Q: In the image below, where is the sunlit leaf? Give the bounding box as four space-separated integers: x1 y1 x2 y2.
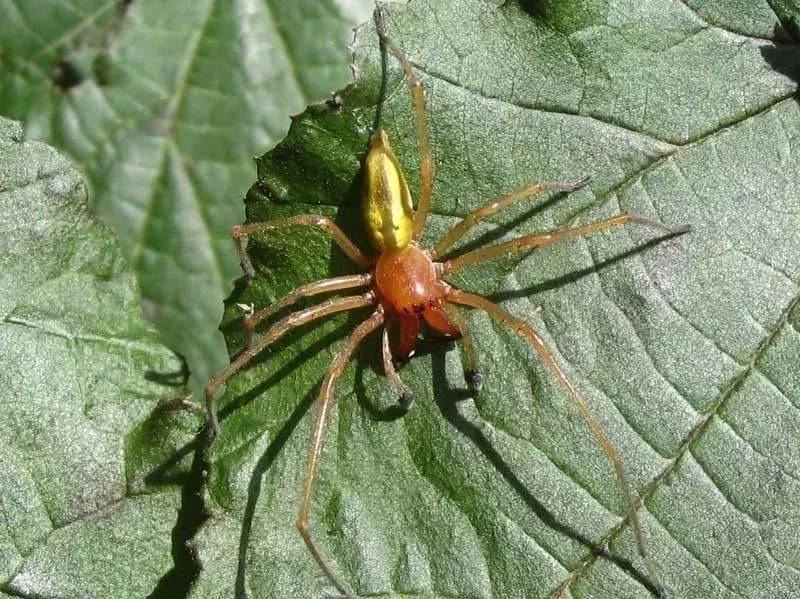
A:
194 1 800 598
0 116 196 597
0 0 374 397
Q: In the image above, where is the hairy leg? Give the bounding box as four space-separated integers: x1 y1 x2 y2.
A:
381 321 414 410
431 177 590 258
374 6 434 239
440 212 688 275
445 286 665 596
242 273 373 346
439 301 482 390
232 215 372 278
204 292 376 434
296 308 385 599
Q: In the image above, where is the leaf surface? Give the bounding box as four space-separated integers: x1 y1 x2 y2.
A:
0 116 195 597
193 1 800 598
0 0 374 396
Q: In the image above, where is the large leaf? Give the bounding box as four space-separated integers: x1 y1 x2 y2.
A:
0 116 199 597
193 1 800 598
0 0 374 397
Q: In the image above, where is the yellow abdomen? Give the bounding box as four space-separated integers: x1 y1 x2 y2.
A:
362 130 414 252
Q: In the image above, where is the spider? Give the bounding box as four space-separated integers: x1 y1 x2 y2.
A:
204 7 686 599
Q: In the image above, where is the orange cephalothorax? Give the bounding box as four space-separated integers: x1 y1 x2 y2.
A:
374 244 459 354
375 244 438 316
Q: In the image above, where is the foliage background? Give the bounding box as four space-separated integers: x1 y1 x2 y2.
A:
1 0 799 598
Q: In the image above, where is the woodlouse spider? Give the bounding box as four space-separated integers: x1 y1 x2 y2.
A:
204 7 687 599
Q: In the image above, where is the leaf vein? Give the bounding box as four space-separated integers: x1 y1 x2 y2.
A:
411 62 673 146
549 286 800 596
641 289 800 515
128 0 216 259
31 1 117 63
674 0 788 43
262 0 310 101
688 447 800 578
2 316 171 354
650 495 746 599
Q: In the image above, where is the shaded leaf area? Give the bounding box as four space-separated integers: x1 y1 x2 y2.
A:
191 0 800 598
0 116 199 597
0 0 374 398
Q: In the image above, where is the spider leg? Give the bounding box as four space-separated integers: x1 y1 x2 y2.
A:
296 308 385 599
381 321 414 410
444 286 664 596
232 216 372 279
243 273 373 347
439 301 482 391
440 212 689 275
374 6 434 240
431 177 590 259
204 292 377 435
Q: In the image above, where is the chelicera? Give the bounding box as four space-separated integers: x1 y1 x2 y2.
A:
204 7 686 599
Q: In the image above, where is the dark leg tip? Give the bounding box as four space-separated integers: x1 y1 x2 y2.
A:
465 370 484 392
672 223 692 235
398 389 414 412
574 175 592 189
374 4 390 37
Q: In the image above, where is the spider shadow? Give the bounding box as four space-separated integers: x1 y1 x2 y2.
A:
353 334 460 422
145 427 212 599
143 359 189 388
517 0 550 21
353 336 409 422
227 318 360 599
437 189 575 261
488 229 688 304
138 318 355 599
760 20 800 103
233 384 319 599
426 346 661 596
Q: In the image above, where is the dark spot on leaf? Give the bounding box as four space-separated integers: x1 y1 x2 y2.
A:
52 58 84 91
760 24 800 104
327 91 343 110
517 0 549 20
92 53 112 86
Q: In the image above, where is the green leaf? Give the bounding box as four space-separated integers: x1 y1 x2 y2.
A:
0 116 197 597
0 0 374 397
195 1 800 598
